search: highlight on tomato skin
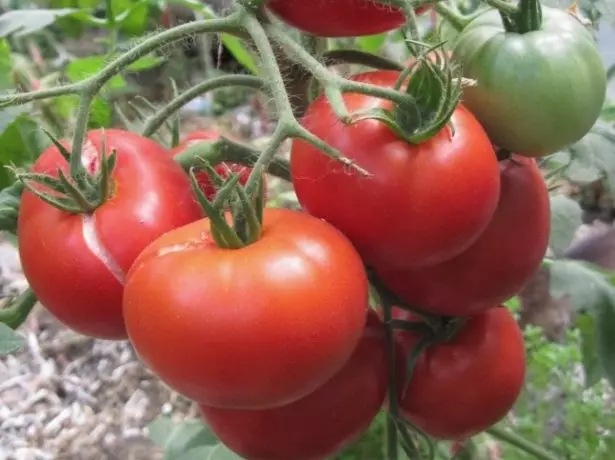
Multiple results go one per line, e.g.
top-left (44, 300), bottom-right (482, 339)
top-left (396, 306), bottom-right (526, 440)
top-left (291, 70), bottom-right (501, 271)
top-left (377, 154), bottom-right (550, 317)
top-left (199, 311), bottom-right (389, 460)
top-left (122, 207), bottom-right (370, 410)
top-left (17, 129), bottom-right (203, 340)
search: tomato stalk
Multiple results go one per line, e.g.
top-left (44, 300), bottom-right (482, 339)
top-left (433, 3), bottom-right (477, 31)
top-left (0, 288), bottom-right (37, 330)
top-left (486, 426), bottom-right (562, 460)
top-left (174, 137), bottom-right (291, 181)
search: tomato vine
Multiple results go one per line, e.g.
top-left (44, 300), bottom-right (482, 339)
top-left (0, 0), bottom-right (608, 458)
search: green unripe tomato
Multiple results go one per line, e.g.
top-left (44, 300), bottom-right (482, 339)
top-left (452, 7), bottom-right (606, 157)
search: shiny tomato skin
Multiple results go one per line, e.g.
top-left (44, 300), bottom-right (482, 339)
top-left (123, 208), bottom-right (369, 409)
top-left (398, 307), bottom-right (526, 440)
top-left (199, 311), bottom-right (387, 460)
top-left (291, 70), bottom-right (500, 270)
top-left (267, 0), bottom-right (429, 38)
top-left (378, 155), bottom-right (550, 316)
top-left (170, 130), bottom-right (253, 201)
top-left (17, 129), bottom-right (202, 340)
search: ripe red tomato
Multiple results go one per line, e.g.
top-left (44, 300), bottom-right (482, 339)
top-left (170, 130), bottom-right (253, 202)
top-left (123, 208), bottom-right (368, 409)
top-left (267, 0), bottom-right (429, 37)
top-left (291, 70), bottom-right (500, 270)
top-left (199, 311), bottom-right (387, 460)
top-left (378, 155), bottom-right (550, 316)
top-left (17, 129), bottom-right (202, 339)
top-left (397, 307), bottom-right (526, 440)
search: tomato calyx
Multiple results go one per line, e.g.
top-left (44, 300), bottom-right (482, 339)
top-left (349, 44), bottom-right (463, 145)
top-left (500, 0), bottom-right (543, 33)
top-left (189, 161), bottom-right (266, 248)
top-left (12, 133), bottom-right (117, 214)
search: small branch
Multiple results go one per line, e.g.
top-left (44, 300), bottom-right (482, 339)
top-left (486, 426), bottom-right (562, 460)
top-left (174, 137), bottom-right (291, 181)
top-left (265, 22), bottom-right (417, 111)
top-left (434, 3), bottom-right (472, 31)
top-left (0, 289), bottom-right (38, 330)
top-left (0, 83), bottom-right (83, 108)
top-left (70, 91), bottom-right (95, 174)
top-left (483, 0), bottom-right (518, 15)
top-left (142, 75), bottom-right (266, 137)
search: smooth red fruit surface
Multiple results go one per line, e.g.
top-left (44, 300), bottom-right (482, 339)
top-left (170, 130), bottom-right (253, 201)
top-left (123, 208), bottom-right (368, 409)
top-left (18, 129), bottom-right (202, 339)
top-left (267, 0), bottom-right (428, 37)
top-left (378, 155), bottom-right (550, 316)
top-left (291, 70), bottom-right (500, 270)
top-left (199, 311), bottom-right (387, 460)
top-left (398, 307), bottom-right (526, 440)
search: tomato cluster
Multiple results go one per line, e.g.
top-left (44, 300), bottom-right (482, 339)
top-left (13, 1), bottom-right (606, 458)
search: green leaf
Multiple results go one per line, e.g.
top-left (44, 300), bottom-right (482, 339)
top-left (126, 55), bottom-right (163, 72)
top-left (148, 417), bottom-right (218, 459)
top-left (220, 34), bottom-right (259, 76)
top-left (0, 322), bottom-right (23, 355)
top-left (566, 123), bottom-right (615, 189)
top-left (66, 56), bottom-right (126, 89)
top-left (0, 181), bottom-right (24, 233)
top-left (0, 39), bottom-right (14, 92)
top-left (202, 444), bottom-right (243, 460)
top-left (0, 114), bottom-right (51, 189)
top-left (548, 195), bottom-right (583, 257)
top-left (89, 96), bottom-right (113, 129)
top-left (595, 296), bottom-right (615, 388)
top-left (357, 33), bottom-right (388, 54)
top-left (0, 8), bottom-right (79, 37)
top-left (117, 0), bottom-right (150, 35)
top-left (148, 416), bottom-right (176, 448)
top-left (549, 259), bottom-right (614, 313)
top-left (576, 313), bottom-right (604, 388)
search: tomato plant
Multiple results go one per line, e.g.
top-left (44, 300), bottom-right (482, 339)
top-left (291, 70), bottom-right (500, 271)
top-left (397, 307), bottom-right (526, 440)
top-left (451, 6), bottom-right (606, 157)
top-left (199, 311), bottom-right (388, 460)
top-left (377, 155), bottom-right (550, 317)
top-left (17, 129), bottom-right (202, 340)
top-left (122, 208), bottom-right (368, 409)
top-left (266, 0), bottom-right (429, 38)
top-left (170, 129), bottom-right (254, 201)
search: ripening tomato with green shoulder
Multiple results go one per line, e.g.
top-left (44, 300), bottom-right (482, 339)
top-left (122, 207), bottom-right (369, 409)
top-left (170, 129), bottom-right (256, 201)
top-left (291, 70), bottom-right (501, 270)
top-left (199, 311), bottom-right (388, 460)
top-left (17, 129), bottom-right (202, 340)
top-left (378, 155), bottom-right (550, 317)
top-left (396, 307), bottom-right (526, 440)
top-left (451, 5), bottom-right (606, 156)
top-left (266, 0), bottom-right (430, 37)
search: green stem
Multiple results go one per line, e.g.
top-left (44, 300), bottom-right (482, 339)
top-left (434, 3), bottom-right (472, 31)
top-left (381, 300), bottom-right (400, 460)
top-left (265, 22), bottom-right (417, 112)
top-left (486, 426), bottom-right (562, 460)
top-left (70, 91), bottom-right (95, 177)
top-left (239, 9), bottom-right (305, 197)
top-left (483, 0), bottom-right (518, 15)
top-left (0, 289), bottom-right (38, 330)
top-left (517, 0), bottom-right (543, 33)
top-left (142, 75), bottom-right (266, 137)
top-left (321, 49), bottom-right (404, 71)
top-left (0, 82), bottom-right (83, 108)
top-left (174, 138), bottom-right (291, 181)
